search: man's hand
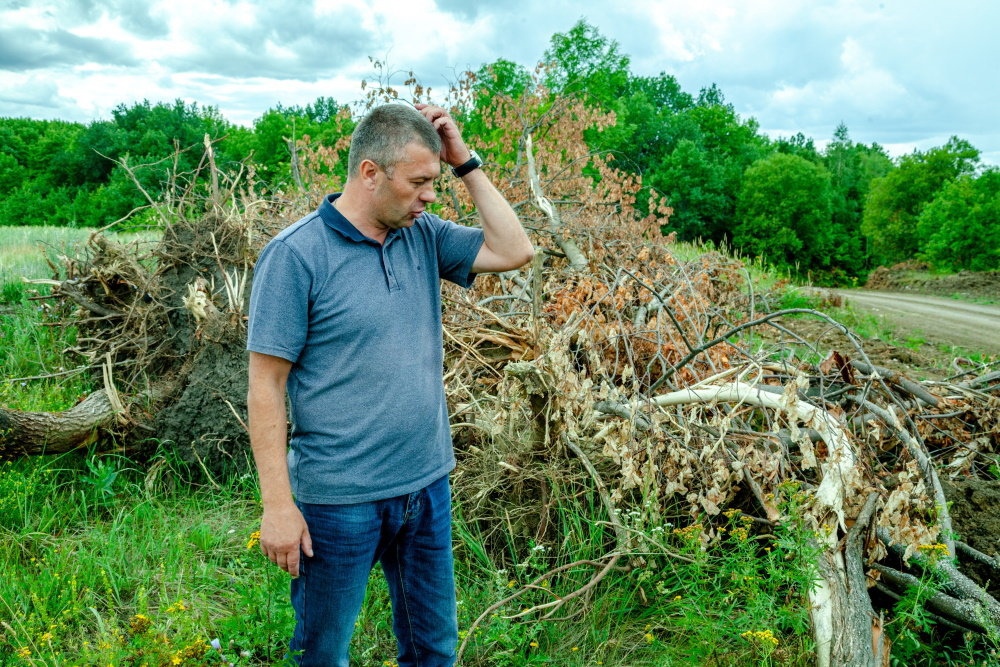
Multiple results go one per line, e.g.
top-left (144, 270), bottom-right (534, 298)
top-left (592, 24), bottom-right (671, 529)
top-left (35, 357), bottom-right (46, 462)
top-left (414, 103), bottom-right (471, 168)
top-left (259, 503), bottom-right (313, 577)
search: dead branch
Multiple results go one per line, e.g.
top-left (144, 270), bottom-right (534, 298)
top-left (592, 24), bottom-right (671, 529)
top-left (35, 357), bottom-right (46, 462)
top-left (524, 133), bottom-right (588, 271)
top-left (850, 360), bottom-right (940, 407)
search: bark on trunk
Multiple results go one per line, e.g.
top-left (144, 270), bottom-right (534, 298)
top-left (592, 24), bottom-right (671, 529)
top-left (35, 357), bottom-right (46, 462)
top-left (0, 390), bottom-right (117, 458)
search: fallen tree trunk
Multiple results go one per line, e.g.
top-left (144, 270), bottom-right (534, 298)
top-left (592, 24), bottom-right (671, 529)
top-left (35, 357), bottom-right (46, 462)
top-left (0, 389), bottom-right (117, 458)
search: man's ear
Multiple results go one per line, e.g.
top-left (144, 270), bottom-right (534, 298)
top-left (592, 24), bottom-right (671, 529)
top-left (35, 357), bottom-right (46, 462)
top-left (359, 159), bottom-right (380, 188)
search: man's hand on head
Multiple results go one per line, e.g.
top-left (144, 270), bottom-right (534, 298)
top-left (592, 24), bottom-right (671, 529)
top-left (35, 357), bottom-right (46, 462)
top-left (414, 103), bottom-right (471, 168)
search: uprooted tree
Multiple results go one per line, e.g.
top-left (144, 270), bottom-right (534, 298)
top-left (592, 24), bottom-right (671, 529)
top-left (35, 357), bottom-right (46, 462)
top-left (3, 73), bottom-right (1000, 666)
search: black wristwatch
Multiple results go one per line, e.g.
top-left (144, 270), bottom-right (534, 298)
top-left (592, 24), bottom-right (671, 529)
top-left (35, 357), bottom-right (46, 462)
top-left (451, 150), bottom-right (483, 178)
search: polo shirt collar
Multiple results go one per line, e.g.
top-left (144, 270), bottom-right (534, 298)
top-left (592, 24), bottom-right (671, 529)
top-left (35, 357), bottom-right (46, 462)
top-left (318, 193), bottom-right (403, 246)
top-left (317, 194), bottom-right (367, 242)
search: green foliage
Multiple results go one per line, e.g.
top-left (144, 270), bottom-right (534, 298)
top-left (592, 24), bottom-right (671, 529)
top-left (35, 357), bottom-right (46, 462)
top-left (735, 152), bottom-right (834, 274)
top-left (0, 454), bottom-right (292, 665)
top-left (230, 97), bottom-right (354, 192)
top-left (0, 100), bottom-right (244, 229)
top-left (884, 547), bottom-right (999, 666)
top-left (0, 291), bottom-right (89, 411)
top-left (541, 19), bottom-right (631, 105)
top-left (615, 484), bottom-right (821, 666)
top-left (472, 58), bottom-right (534, 101)
top-left (774, 132), bottom-right (822, 162)
top-left (646, 87), bottom-right (769, 244)
top-left (776, 287), bottom-right (823, 311)
top-left (862, 137), bottom-right (980, 265)
top-left (81, 455), bottom-right (122, 503)
top-left (449, 480), bottom-right (823, 666)
top-left (823, 125), bottom-right (893, 277)
top-left (918, 168), bottom-right (1000, 271)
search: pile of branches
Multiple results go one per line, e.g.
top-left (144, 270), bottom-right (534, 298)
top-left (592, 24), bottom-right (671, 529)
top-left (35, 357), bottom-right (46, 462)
top-left (448, 244), bottom-right (1000, 664)
top-left (442, 226), bottom-right (999, 665)
top-left (2, 95), bottom-right (998, 665)
top-left (434, 94), bottom-right (1000, 664)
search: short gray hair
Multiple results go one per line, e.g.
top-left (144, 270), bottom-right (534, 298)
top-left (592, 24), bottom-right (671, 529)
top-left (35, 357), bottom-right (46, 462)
top-left (348, 103), bottom-right (442, 177)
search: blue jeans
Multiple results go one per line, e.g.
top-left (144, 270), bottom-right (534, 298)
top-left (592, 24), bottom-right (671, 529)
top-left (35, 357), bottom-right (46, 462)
top-left (289, 474), bottom-right (457, 667)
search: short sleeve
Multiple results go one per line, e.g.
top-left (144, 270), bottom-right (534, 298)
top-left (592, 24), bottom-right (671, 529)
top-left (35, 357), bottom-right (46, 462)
top-left (246, 239), bottom-right (312, 362)
top-left (432, 216), bottom-right (484, 288)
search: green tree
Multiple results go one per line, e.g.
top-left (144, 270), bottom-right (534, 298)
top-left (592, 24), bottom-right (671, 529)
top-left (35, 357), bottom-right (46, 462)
top-left (862, 137), bottom-right (979, 264)
top-left (541, 19), bottom-right (631, 105)
top-left (226, 97), bottom-right (352, 193)
top-left (822, 124), bottom-right (893, 277)
top-left (774, 132), bottom-right (822, 163)
top-left (591, 72), bottom-right (694, 190)
top-left (734, 152), bottom-right (834, 274)
top-left (918, 168), bottom-right (1000, 271)
top-left (472, 58), bottom-right (533, 100)
top-left (647, 86), bottom-right (769, 243)
top-left (0, 118), bottom-right (91, 226)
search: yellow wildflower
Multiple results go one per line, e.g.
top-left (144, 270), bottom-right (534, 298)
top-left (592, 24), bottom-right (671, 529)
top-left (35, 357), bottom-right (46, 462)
top-left (166, 600), bottom-right (187, 614)
top-left (246, 530), bottom-right (261, 550)
top-left (917, 543), bottom-right (949, 557)
top-left (741, 629), bottom-right (779, 647)
top-left (130, 613), bottom-right (152, 635)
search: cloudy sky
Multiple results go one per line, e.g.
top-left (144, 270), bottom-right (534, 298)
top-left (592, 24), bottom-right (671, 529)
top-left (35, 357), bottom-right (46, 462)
top-left (2, 0), bottom-right (998, 165)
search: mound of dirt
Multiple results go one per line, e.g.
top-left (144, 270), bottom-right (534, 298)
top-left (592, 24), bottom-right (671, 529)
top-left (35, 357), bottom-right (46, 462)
top-left (942, 479), bottom-right (1000, 597)
top-left (866, 263), bottom-right (1000, 302)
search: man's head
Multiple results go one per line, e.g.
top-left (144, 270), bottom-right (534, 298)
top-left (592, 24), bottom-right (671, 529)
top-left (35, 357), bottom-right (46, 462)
top-left (348, 103), bottom-right (442, 179)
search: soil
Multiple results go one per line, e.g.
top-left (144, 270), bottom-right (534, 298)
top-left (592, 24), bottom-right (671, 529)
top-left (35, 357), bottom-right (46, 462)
top-left (865, 261), bottom-right (1000, 303)
top-left (942, 479), bottom-right (1000, 596)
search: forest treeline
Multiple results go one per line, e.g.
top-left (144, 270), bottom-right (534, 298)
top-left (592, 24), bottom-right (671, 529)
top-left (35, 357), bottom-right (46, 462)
top-left (1, 20), bottom-right (997, 283)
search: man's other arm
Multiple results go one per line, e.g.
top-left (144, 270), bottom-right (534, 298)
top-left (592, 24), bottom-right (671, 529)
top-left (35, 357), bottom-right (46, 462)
top-left (247, 351), bottom-right (312, 576)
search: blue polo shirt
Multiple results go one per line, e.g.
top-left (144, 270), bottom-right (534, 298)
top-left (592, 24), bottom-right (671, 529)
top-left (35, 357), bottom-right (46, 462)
top-left (247, 194), bottom-right (484, 504)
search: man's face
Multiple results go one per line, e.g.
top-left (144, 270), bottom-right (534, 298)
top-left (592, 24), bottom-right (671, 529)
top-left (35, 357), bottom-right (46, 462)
top-left (372, 142), bottom-right (440, 230)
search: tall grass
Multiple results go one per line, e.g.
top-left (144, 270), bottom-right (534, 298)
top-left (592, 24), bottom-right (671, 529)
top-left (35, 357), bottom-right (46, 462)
top-left (0, 450), bottom-right (823, 666)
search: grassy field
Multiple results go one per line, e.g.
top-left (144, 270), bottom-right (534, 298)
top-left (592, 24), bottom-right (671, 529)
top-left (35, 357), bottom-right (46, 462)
top-left (0, 227), bottom-right (994, 666)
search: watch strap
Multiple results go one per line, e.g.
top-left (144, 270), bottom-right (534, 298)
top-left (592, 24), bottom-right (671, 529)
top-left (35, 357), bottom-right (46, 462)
top-left (451, 150), bottom-right (483, 178)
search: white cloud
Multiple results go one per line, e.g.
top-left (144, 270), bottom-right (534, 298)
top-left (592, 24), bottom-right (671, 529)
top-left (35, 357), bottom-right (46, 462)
top-left (768, 37), bottom-right (909, 123)
top-left (0, 0), bottom-right (998, 163)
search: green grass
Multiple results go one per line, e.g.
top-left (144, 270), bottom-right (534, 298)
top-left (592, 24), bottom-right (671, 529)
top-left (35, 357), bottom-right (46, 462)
top-left (0, 455), bottom-right (824, 666)
top-left (0, 453), bottom-right (294, 666)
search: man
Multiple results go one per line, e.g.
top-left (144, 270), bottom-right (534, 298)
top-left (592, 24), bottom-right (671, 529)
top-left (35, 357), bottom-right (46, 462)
top-left (246, 101), bottom-right (533, 667)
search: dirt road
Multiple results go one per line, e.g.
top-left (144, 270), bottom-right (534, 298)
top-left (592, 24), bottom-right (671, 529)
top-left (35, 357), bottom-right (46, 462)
top-left (834, 290), bottom-right (1000, 355)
